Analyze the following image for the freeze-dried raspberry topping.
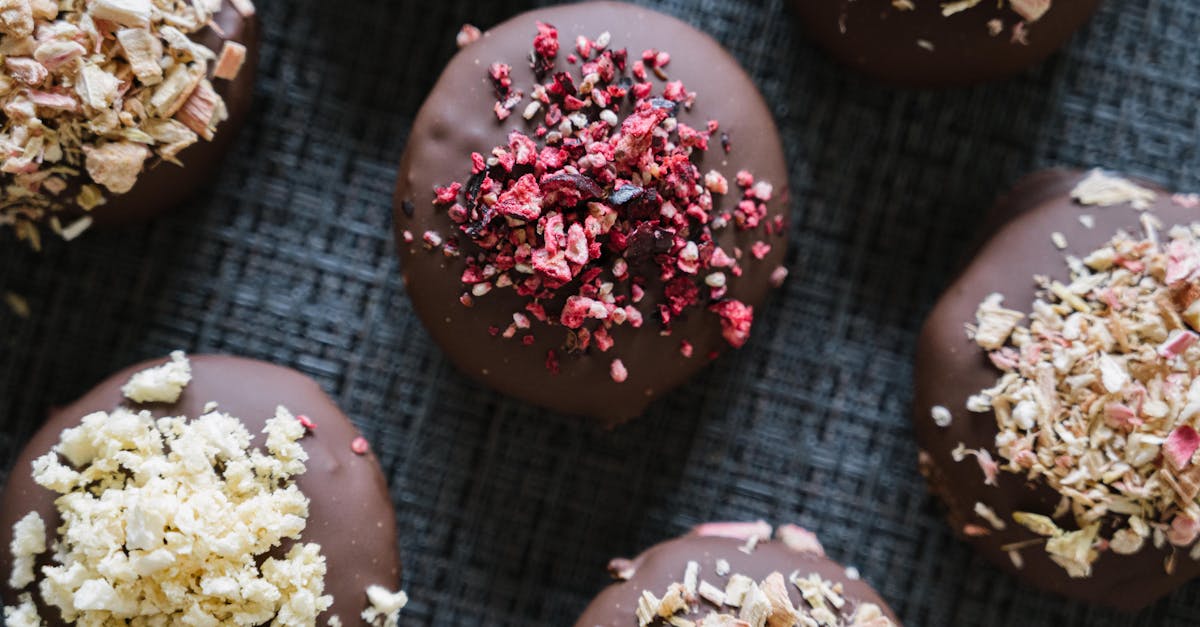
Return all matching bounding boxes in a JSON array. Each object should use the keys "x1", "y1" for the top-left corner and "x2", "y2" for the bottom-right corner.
[{"x1": 421, "y1": 23, "x2": 783, "y2": 379}]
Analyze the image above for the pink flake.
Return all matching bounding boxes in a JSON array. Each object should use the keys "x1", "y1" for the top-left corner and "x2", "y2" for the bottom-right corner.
[
  {"x1": 1164, "y1": 426, "x2": 1200, "y2": 470},
  {"x1": 1173, "y1": 193, "x2": 1200, "y2": 209},
  {"x1": 709, "y1": 300, "x2": 754, "y2": 348},
  {"x1": 1168, "y1": 515, "x2": 1200, "y2": 547},
  {"x1": 493, "y1": 174, "x2": 543, "y2": 221},
  {"x1": 1159, "y1": 331, "x2": 1198, "y2": 359},
  {"x1": 1166, "y1": 238, "x2": 1198, "y2": 284},
  {"x1": 434, "y1": 182, "x2": 461, "y2": 204},
  {"x1": 533, "y1": 22, "x2": 559, "y2": 60},
  {"x1": 693, "y1": 520, "x2": 772, "y2": 542},
  {"x1": 680, "y1": 340, "x2": 693, "y2": 358},
  {"x1": 297, "y1": 415, "x2": 316, "y2": 431},
  {"x1": 776, "y1": 524, "x2": 825, "y2": 556},
  {"x1": 1104, "y1": 403, "x2": 1142, "y2": 430},
  {"x1": 26, "y1": 90, "x2": 77, "y2": 111},
  {"x1": 610, "y1": 358, "x2": 628, "y2": 383},
  {"x1": 751, "y1": 241, "x2": 771, "y2": 260},
  {"x1": 350, "y1": 436, "x2": 370, "y2": 455}
]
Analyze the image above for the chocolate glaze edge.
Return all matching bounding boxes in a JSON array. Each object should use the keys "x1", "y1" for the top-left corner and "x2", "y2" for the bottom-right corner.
[
  {"x1": 394, "y1": 1, "x2": 789, "y2": 424},
  {"x1": 0, "y1": 355, "x2": 401, "y2": 625},
  {"x1": 913, "y1": 168, "x2": 1199, "y2": 609},
  {"x1": 573, "y1": 534, "x2": 901, "y2": 626}
]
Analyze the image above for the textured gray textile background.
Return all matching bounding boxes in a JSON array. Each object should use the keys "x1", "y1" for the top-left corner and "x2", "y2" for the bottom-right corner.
[{"x1": 1, "y1": 0, "x2": 1199, "y2": 625}]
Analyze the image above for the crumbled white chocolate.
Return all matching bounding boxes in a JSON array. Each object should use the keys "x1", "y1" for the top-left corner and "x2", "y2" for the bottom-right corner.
[
  {"x1": 2, "y1": 593, "x2": 40, "y2": 627},
  {"x1": 971, "y1": 293, "x2": 1025, "y2": 350},
  {"x1": 7, "y1": 365, "x2": 333, "y2": 625},
  {"x1": 120, "y1": 350, "x2": 192, "y2": 403},
  {"x1": 7, "y1": 511, "x2": 45, "y2": 588},
  {"x1": 361, "y1": 585, "x2": 408, "y2": 627},
  {"x1": 931, "y1": 405, "x2": 952, "y2": 428}
]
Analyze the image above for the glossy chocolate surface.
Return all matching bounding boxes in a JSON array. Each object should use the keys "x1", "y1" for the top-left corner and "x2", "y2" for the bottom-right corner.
[
  {"x1": 914, "y1": 169, "x2": 1199, "y2": 609},
  {"x1": 792, "y1": 0, "x2": 1101, "y2": 87},
  {"x1": 0, "y1": 355, "x2": 400, "y2": 625},
  {"x1": 394, "y1": 2, "x2": 789, "y2": 423}
]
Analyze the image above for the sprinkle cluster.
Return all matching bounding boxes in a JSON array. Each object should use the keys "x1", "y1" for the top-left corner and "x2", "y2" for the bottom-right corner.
[
  {"x1": 0, "y1": 0, "x2": 253, "y2": 248},
  {"x1": 961, "y1": 211, "x2": 1200, "y2": 577},
  {"x1": 627, "y1": 524, "x2": 892, "y2": 627},
  {"x1": 409, "y1": 22, "x2": 785, "y2": 382}
]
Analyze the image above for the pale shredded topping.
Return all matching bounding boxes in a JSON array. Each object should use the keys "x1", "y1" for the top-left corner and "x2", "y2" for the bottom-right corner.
[
  {"x1": 0, "y1": 0, "x2": 253, "y2": 248},
  {"x1": 1070, "y1": 169, "x2": 1157, "y2": 211},
  {"x1": 963, "y1": 223, "x2": 1200, "y2": 578},
  {"x1": 633, "y1": 528, "x2": 890, "y2": 627}
]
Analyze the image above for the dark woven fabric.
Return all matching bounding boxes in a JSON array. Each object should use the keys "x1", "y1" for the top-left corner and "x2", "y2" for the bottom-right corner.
[{"x1": 2, "y1": 0, "x2": 1199, "y2": 624}]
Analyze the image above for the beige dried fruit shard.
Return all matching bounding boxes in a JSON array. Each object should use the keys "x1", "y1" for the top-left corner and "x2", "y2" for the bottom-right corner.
[
  {"x1": 75, "y1": 63, "x2": 121, "y2": 109},
  {"x1": 1045, "y1": 522, "x2": 1100, "y2": 577},
  {"x1": 1010, "y1": 0, "x2": 1052, "y2": 22},
  {"x1": 175, "y1": 79, "x2": 221, "y2": 140},
  {"x1": 142, "y1": 117, "x2": 198, "y2": 161},
  {"x1": 229, "y1": 0, "x2": 256, "y2": 17},
  {"x1": 1012, "y1": 511, "x2": 1061, "y2": 537},
  {"x1": 972, "y1": 293, "x2": 1025, "y2": 349},
  {"x1": 213, "y1": 40, "x2": 247, "y2": 80},
  {"x1": 83, "y1": 141, "x2": 150, "y2": 194},
  {"x1": 1071, "y1": 169, "x2": 1156, "y2": 210},
  {"x1": 28, "y1": 0, "x2": 52, "y2": 19},
  {"x1": 150, "y1": 62, "x2": 205, "y2": 116},
  {"x1": 5, "y1": 57, "x2": 47, "y2": 86},
  {"x1": 116, "y1": 27, "x2": 164, "y2": 85},
  {"x1": 89, "y1": 0, "x2": 151, "y2": 28},
  {"x1": 760, "y1": 573, "x2": 799, "y2": 627},
  {"x1": 941, "y1": 0, "x2": 983, "y2": 17},
  {"x1": 0, "y1": 0, "x2": 33, "y2": 38},
  {"x1": 33, "y1": 39, "x2": 86, "y2": 71}
]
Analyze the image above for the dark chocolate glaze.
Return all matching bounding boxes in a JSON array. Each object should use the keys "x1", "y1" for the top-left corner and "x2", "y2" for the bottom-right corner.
[
  {"x1": 83, "y1": 1, "x2": 259, "y2": 225},
  {"x1": 791, "y1": 0, "x2": 1101, "y2": 87},
  {"x1": 0, "y1": 355, "x2": 400, "y2": 625},
  {"x1": 914, "y1": 169, "x2": 1200, "y2": 609},
  {"x1": 573, "y1": 533, "x2": 901, "y2": 626},
  {"x1": 394, "y1": 2, "x2": 789, "y2": 425}
]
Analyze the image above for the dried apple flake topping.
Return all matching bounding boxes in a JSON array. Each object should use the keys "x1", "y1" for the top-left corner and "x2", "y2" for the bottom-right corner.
[
  {"x1": 0, "y1": 0, "x2": 254, "y2": 248},
  {"x1": 961, "y1": 222, "x2": 1200, "y2": 578},
  {"x1": 420, "y1": 23, "x2": 785, "y2": 381},
  {"x1": 633, "y1": 564, "x2": 891, "y2": 627}
]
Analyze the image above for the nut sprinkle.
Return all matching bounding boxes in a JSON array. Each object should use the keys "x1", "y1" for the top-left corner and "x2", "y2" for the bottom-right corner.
[
  {"x1": 961, "y1": 217, "x2": 1200, "y2": 578},
  {"x1": 0, "y1": 0, "x2": 254, "y2": 247}
]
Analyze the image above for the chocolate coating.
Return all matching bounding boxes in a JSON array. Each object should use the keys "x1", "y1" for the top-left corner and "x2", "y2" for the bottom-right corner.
[
  {"x1": 914, "y1": 169, "x2": 1199, "y2": 609},
  {"x1": 0, "y1": 355, "x2": 400, "y2": 625},
  {"x1": 791, "y1": 0, "x2": 1101, "y2": 87},
  {"x1": 394, "y1": 2, "x2": 789, "y2": 424},
  {"x1": 88, "y1": 1, "x2": 259, "y2": 225},
  {"x1": 574, "y1": 532, "x2": 901, "y2": 626}
]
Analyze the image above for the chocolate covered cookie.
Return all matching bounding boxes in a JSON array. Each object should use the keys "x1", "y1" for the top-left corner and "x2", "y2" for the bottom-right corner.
[
  {"x1": 1, "y1": 353, "x2": 404, "y2": 625},
  {"x1": 915, "y1": 169, "x2": 1200, "y2": 608},
  {"x1": 792, "y1": 0, "x2": 1100, "y2": 87},
  {"x1": 0, "y1": 0, "x2": 259, "y2": 248},
  {"x1": 575, "y1": 521, "x2": 900, "y2": 626},
  {"x1": 395, "y1": 2, "x2": 789, "y2": 424}
]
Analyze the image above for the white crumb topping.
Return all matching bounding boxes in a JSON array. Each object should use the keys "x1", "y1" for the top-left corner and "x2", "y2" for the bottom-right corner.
[
  {"x1": 361, "y1": 585, "x2": 408, "y2": 627},
  {"x1": 2, "y1": 593, "x2": 41, "y2": 627},
  {"x1": 7, "y1": 511, "x2": 45, "y2": 588},
  {"x1": 10, "y1": 399, "x2": 332, "y2": 625},
  {"x1": 120, "y1": 350, "x2": 192, "y2": 403}
]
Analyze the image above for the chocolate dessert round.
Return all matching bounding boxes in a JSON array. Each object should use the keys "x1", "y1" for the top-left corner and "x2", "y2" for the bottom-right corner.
[
  {"x1": 574, "y1": 522, "x2": 901, "y2": 626},
  {"x1": 0, "y1": 354, "x2": 400, "y2": 625},
  {"x1": 792, "y1": 0, "x2": 1101, "y2": 87},
  {"x1": 93, "y1": 1, "x2": 259, "y2": 226},
  {"x1": 395, "y1": 2, "x2": 789, "y2": 424},
  {"x1": 0, "y1": 0, "x2": 259, "y2": 245},
  {"x1": 915, "y1": 169, "x2": 1200, "y2": 609}
]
